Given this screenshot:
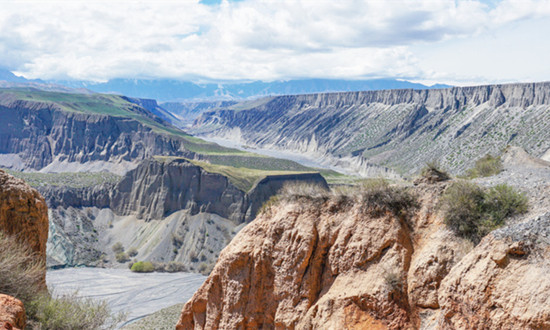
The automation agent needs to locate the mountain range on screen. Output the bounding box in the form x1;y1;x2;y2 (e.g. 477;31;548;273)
0;68;449;102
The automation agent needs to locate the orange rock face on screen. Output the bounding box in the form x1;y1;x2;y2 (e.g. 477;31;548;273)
178;183;470;329
0;294;25;330
438;215;550;329
0;169;48;263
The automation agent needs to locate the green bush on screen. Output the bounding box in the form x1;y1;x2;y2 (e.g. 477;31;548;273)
467;154;503;178
115;252;129;263
440;181;528;243
111;242;124;254
130;261;155;273
26;292;125;330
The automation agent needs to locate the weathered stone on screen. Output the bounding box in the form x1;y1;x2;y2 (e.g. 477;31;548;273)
0;294;25;330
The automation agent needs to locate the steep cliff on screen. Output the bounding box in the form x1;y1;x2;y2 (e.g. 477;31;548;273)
178;167;550;329
38;159;328;268
0;169;48;264
0;97;194;173
193;82;550;176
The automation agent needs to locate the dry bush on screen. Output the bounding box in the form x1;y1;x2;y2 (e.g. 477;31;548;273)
358;179;419;218
0;232;46;303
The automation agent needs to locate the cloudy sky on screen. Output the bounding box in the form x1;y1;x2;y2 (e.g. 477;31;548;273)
1;0;549;85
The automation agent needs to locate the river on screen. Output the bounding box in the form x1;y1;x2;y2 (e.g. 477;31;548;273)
46;268;205;327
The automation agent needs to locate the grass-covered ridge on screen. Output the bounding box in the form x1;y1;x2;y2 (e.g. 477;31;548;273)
4;169;121;189
156;156;317;192
0;88;248;155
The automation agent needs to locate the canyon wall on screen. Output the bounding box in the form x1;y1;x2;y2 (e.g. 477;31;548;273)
193;82;550;176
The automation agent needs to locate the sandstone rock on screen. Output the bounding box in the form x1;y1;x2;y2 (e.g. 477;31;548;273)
178;184;466;329
0;169;48;264
438;213;550;329
0;294;25;330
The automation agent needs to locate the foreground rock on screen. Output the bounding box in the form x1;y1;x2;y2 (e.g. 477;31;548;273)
0;294;25;330
178;183;469;329
0;169;48;265
438;213;550;329
178;180;550;329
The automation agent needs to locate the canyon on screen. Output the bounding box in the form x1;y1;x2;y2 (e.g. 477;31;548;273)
192;82;550;177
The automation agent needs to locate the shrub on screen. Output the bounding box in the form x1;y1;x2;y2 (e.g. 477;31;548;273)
130;261;155;273
0;233;123;329
111;242;124;254
0;232;45;303
358;179;418;217
26;292;125;330
439;181;528;243
419;161;450;183
115;252;129;263
127;247;138;258
467;154;503;178
279;182;330;201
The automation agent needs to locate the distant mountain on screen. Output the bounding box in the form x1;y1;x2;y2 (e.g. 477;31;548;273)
57;78;451;102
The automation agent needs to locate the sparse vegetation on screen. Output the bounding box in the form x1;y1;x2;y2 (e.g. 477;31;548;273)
0;232;45;303
130;260;187;273
466;154;503;178
115;252;130;263
0;232;123;329
419;161;450;183
127;247;139;257
439;181;528;243
26;292;125;330
384;270;403;292
111;242;124;254
357;179;418;217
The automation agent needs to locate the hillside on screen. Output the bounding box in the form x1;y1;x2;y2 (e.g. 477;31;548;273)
192;82;550;177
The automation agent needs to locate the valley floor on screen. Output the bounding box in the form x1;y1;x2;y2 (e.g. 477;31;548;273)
46;268;205;328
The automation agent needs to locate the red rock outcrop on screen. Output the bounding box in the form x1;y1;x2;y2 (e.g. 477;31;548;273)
0;169;48;263
178;183;471;329
0;294;25;330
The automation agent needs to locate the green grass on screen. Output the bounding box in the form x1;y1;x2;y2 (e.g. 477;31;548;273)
4;169;121;188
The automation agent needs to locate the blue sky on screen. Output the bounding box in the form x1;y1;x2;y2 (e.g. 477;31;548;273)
0;0;549;86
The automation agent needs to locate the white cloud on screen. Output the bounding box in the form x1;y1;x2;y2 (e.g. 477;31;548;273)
0;0;549;84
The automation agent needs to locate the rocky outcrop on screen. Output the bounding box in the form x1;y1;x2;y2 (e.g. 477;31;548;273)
193;82;550;175
438;213;550;329
0;294;25;330
178;183;469;329
178;178;550;329
0;169;48;263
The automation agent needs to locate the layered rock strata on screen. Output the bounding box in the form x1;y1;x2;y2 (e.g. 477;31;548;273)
193;82;550;175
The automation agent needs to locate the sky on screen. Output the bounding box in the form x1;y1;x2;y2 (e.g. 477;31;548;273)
0;0;549;86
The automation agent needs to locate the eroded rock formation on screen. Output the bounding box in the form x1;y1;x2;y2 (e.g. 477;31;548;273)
178;180;550;329
0;169;48;262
